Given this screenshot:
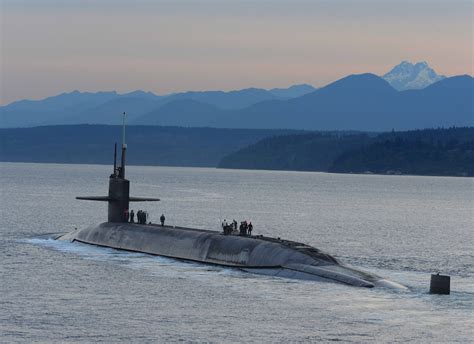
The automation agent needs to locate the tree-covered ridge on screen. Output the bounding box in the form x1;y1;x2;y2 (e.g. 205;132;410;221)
0;125;302;167
330;128;474;176
218;132;373;171
218;127;474;177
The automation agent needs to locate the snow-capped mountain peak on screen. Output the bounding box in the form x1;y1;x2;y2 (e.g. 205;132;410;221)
382;61;445;90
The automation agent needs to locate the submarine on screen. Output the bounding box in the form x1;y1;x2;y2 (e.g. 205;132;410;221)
57;118;406;289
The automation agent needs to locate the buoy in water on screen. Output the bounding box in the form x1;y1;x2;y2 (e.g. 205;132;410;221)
430;273;450;295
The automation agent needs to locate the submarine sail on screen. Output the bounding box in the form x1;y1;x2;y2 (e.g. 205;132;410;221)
76;112;159;222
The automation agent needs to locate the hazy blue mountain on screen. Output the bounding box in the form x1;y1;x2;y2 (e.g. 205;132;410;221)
269;84;316;98
210;74;473;131
4;90;118;111
0;90;119;127
211;74;397;130
120;90;161;100
70;97;163;124
162;88;279;110
0;85;311;127
1;71;471;131
383;61;445;90
133;99;224;127
395;75;474;128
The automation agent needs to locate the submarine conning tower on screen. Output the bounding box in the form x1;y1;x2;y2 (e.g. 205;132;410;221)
108;142;131;222
76;112;159;223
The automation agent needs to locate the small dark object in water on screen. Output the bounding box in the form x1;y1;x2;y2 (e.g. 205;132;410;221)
430;273;450;295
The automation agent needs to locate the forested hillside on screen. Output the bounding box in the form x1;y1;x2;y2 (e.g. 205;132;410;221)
330;128;474;176
218;132;373;171
219;128;474;177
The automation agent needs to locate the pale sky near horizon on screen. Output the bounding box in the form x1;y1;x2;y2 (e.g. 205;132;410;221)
1;0;472;105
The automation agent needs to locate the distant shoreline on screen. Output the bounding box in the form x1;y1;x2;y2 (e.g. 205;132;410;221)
1;161;471;179
1;125;472;178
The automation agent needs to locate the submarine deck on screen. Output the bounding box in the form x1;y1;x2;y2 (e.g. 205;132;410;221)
118;222;339;264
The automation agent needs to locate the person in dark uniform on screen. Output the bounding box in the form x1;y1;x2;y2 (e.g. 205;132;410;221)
248;222;253;236
239;222;244;236
130;210;135;223
160;214;165;226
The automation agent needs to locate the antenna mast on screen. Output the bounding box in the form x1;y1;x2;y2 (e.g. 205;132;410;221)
113;142;117;175
122;111;126;148
119;112;127;178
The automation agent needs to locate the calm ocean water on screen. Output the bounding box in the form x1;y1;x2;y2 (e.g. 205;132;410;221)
1;162;473;343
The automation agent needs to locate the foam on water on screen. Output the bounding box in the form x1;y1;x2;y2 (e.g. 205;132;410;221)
22;237;263;283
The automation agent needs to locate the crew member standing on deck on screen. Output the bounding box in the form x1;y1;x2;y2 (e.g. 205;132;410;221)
248;222;253;236
160;214;165;226
130;210;135;223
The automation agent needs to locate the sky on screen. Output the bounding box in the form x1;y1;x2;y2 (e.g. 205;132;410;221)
1;0;473;105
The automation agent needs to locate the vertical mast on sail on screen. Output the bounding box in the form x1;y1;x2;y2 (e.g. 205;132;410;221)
76;111;159;222
120;112;127;178
122;111;126;148
113;143;117;176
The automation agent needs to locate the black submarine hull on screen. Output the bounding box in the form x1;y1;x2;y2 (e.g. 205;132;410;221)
58;222;406;289
64;130;405;289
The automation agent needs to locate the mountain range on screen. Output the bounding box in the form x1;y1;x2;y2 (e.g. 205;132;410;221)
0;84;315;128
0;62;471;131
209;74;473;131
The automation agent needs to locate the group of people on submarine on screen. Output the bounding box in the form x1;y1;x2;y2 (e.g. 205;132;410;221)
125;209;166;226
123;209;255;237
222;219;253;236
